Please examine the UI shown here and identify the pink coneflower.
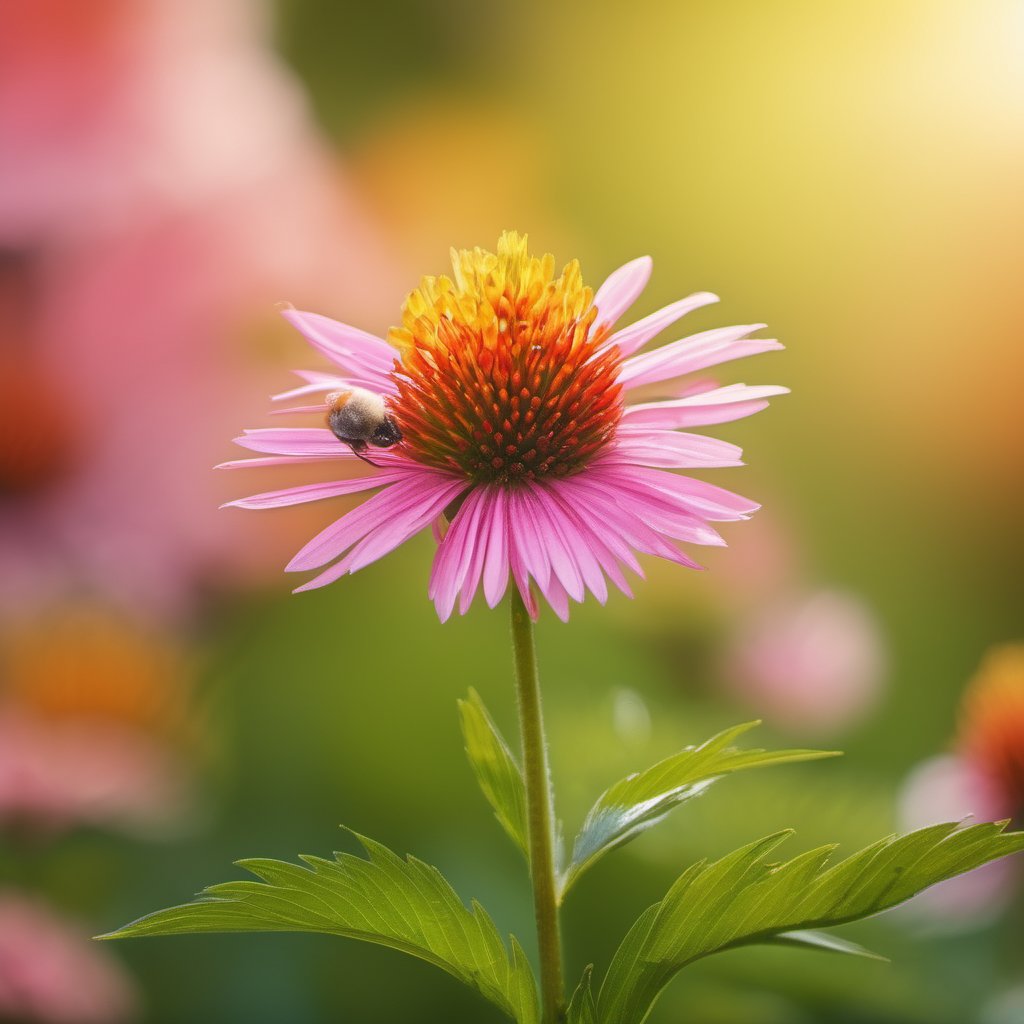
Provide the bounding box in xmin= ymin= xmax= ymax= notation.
xmin=225 ymin=232 xmax=786 ymax=620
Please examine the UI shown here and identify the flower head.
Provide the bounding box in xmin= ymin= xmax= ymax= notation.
xmin=0 ymin=606 xmax=193 ymax=836
xmin=226 ymin=232 xmax=787 ymax=620
xmin=956 ymin=644 xmax=1024 ymax=822
xmin=897 ymin=644 xmax=1024 ymax=928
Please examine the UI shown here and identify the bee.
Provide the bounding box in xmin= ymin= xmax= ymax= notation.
xmin=325 ymin=388 xmax=402 ymax=465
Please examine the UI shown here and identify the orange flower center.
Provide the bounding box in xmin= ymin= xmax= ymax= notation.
xmin=957 ymin=645 xmax=1024 ymax=821
xmin=2 ymin=607 xmax=188 ymax=738
xmin=387 ymin=232 xmax=623 ymax=485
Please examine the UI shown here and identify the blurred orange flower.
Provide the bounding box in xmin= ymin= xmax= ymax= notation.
xmin=956 ymin=644 xmax=1024 ymax=823
xmin=0 ymin=606 xmax=195 ymax=837
xmin=899 ymin=643 xmax=1024 ymax=928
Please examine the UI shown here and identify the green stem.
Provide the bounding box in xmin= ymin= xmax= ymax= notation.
xmin=510 ymin=589 xmax=564 ymax=1024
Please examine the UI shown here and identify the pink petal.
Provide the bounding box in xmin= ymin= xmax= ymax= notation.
xmin=271 ymin=375 xmax=347 ymax=402
xmin=619 ymin=325 xmax=782 ymax=390
xmin=603 ymin=292 xmax=719 ymax=357
xmin=549 ymin=478 xmax=643 ymax=581
xmin=234 ymin=428 xmax=349 ymax=457
xmin=592 ymin=256 xmax=652 ymax=330
xmin=561 ymin=476 xmax=704 ymax=570
xmin=268 ymin=404 xmax=333 ymax=416
xmin=482 ymin=488 xmax=511 ymax=608
xmin=233 ymin=428 xmax=407 ymax=466
xmin=593 ymin=464 xmax=759 ymax=521
xmin=223 ymin=472 xmax=405 ymax=510
xmin=510 ymin=546 xmax=540 ymax=619
xmin=216 ymin=455 xmax=346 ymax=470
xmin=294 ymin=369 xmax=351 ymax=384
xmin=458 ymin=494 xmax=493 ymax=616
xmin=623 ymin=384 xmax=790 ymax=429
xmin=537 ymin=485 xmax=609 ymax=603
xmin=271 ymin=375 xmax=399 ymax=402
xmin=539 ymin=572 xmax=571 ymax=622
xmin=523 ymin=487 xmax=586 ymax=603
xmin=287 ymin=473 xmax=452 ymax=571
xmin=595 ymin=476 xmax=726 ymax=546
xmin=280 ymin=308 xmax=397 ymax=386
xmin=294 ymin=476 xmax=467 ymax=591
xmin=508 ymin=489 xmax=553 ymax=591
xmin=620 ymin=499 xmax=725 ymax=547
xmin=612 ymin=430 xmax=744 ymax=469
xmin=339 ymin=480 xmax=466 ymax=574
xmin=429 ymin=488 xmax=490 ymax=622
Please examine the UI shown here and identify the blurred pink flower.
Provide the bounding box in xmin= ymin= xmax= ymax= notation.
xmin=0 ymin=606 xmax=194 ymax=837
xmin=0 ymin=889 xmax=137 ymax=1023
xmin=898 ymin=755 xmax=1014 ymax=929
xmin=0 ymin=709 xmax=189 ymax=839
xmin=898 ymin=645 xmax=1024 ymax=929
xmin=722 ymin=589 xmax=886 ymax=736
xmin=0 ymin=0 xmax=399 ymax=618
xmin=0 ymin=0 xmax=391 ymax=264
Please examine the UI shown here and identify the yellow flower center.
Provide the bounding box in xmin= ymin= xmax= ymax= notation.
xmin=388 ymin=232 xmax=623 ymax=485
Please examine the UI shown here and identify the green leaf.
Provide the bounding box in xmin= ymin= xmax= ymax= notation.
xmin=101 ymin=831 xmax=539 ymax=1024
xmin=596 ymin=820 xmax=1024 ymax=1024
xmin=765 ymin=929 xmax=887 ymax=961
xmin=561 ymin=721 xmax=838 ymax=897
xmin=459 ymin=688 xmax=528 ymax=857
xmin=566 ymin=966 xmax=598 ymax=1024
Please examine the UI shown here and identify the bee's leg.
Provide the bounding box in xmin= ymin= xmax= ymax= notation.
xmin=348 ymin=441 xmax=383 ymax=468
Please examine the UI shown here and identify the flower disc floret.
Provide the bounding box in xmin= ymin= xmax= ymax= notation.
xmin=388 ymin=232 xmax=623 ymax=485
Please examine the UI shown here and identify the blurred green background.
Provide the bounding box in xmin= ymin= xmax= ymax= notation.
xmin=1 ymin=1 xmax=1022 ymax=1022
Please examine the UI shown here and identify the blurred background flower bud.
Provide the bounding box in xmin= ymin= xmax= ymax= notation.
xmin=0 ymin=890 xmax=137 ymax=1024
xmin=721 ymin=589 xmax=887 ymax=737
xmin=897 ymin=644 xmax=1024 ymax=929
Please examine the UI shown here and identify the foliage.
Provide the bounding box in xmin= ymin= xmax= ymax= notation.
xmin=459 ymin=688 xmax=528 ymax=857
xmin=102 ymin=831 xmax=539 ymax=1024
xmin=105 ymin=710 xmax=1024 ymax=1024
xmin=574 ymin=820 xmax=1024 ymax=1024
xmin=561 ymin=720 xmax=837 ymax=898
